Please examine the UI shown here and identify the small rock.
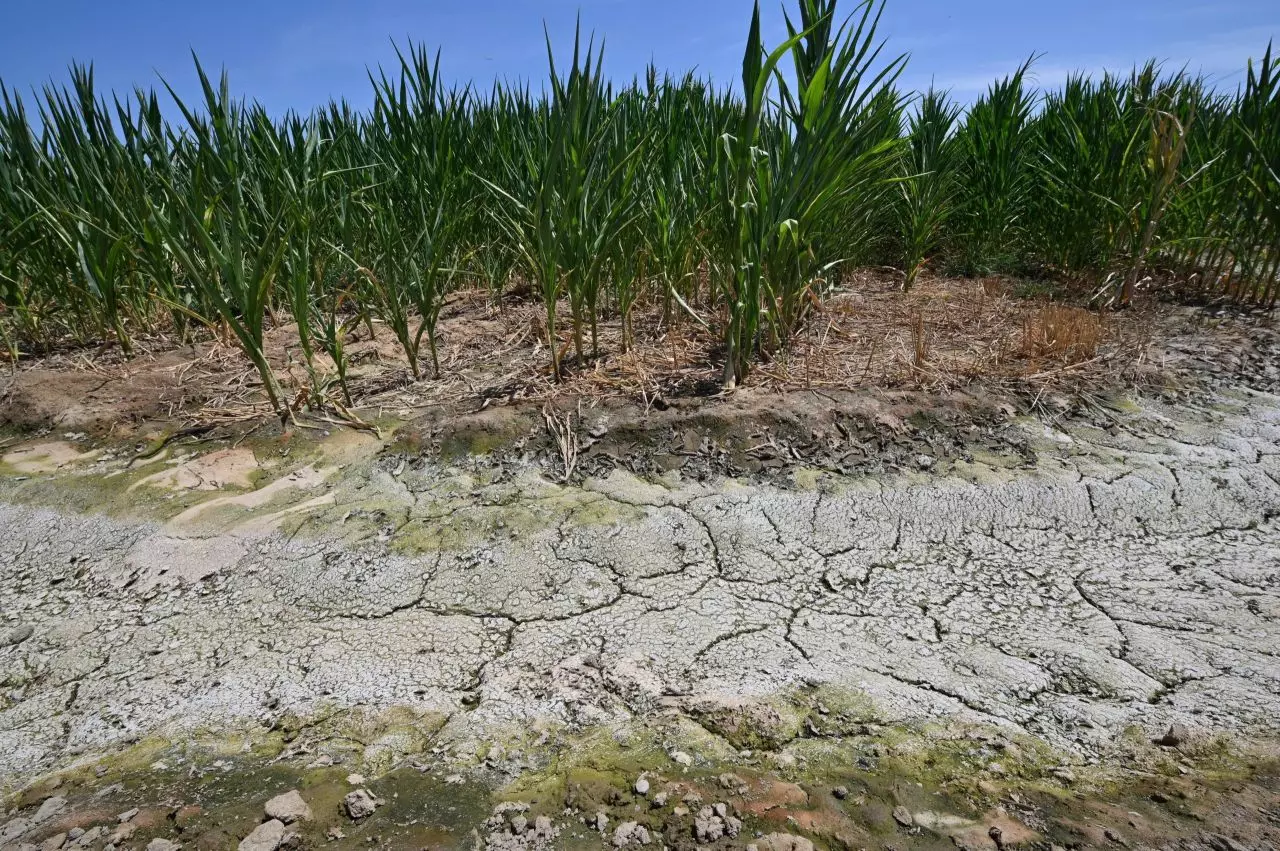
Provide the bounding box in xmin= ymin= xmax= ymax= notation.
xmin=107 ymin=824 xmax=137 ymax=845
xmin=510 ymin=815 xmax=528 ymax=835
xmin=2 ymin=625 xmax=34 ymax=646
xmin=977 ymin=780 xmax=1000 ymax=796
xmin=533 ymin=816 xmax=553 ymax=839
xmin=33 ymin=797 xmax=67 ymax=825
xmin=1 ymin=818 xmax=33 ymax=844
xmin=67 ymin=829 xmax=85 ymax=841
xmin=239 ymin=819 xmax=285 ymax=851
xmin=633 ymin=777 xmax=649 ymax=796
xmin=75 ymin=826 xmax=105 ymax=847
xmin=892 ymin=805 xmax=914 ymax=827
xmin=117 ymin=808 xmax=139 ymax=824
xmin=592 ymin=812 xmax=608 ymax=832
xmin=326 ymin=827 xmax=345 ymax=841
xmin=264 ymin=790 xmax=311 ymax=824
xmin=1155 ymin=723 xmax=1190 ymax=748
xmin=757 ymin=834 xmax=815 ymax=851
xmin=40 ymin=833 xmax=66 ymax=851
xmin=146 ymin=840 xmax=179 ymax=851
xmin=612 ymin=821 xmax=651 ymax=847
xmin=694 ymin=807 xmax=724 ymax=842
xmin=1103 ymin=827 xmax=1125 ymax=845
xmin=670 ymin=751 xmax=693 ymax=767
xmin=832 ymin=786 xmax=849 ymax=800
xmin=651 ymin=792 xmax=668 ymax=808
xmin=345 ymin=773 xmax=365 ymax=786
xmin=343 ymin=790 xmax=377 ymax=821
xmin=916 ymin=454 xmax=936 ymax=470
xmin=724 ymin=816 xmax=742 ymax=838
xmin=1051 ymin=767 xmax=1076 ymax=784
xmin=1150 ymin=791 xmax=1170 ymax=804
xmin=987 ymin=762 xmax=1007 ymax=776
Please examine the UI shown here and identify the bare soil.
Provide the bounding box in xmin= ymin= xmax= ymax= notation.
xmin=2 ymin=274 xmax=1274 ymax=482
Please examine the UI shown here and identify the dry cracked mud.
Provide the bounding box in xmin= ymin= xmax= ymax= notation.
xmin=1 ymin=384 xmax=1279 ymax=850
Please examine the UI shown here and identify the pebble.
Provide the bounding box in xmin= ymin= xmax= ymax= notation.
xmin=116 ymin=808 xmax=139 ymax=824
xmin=633 ymin=777 xmax=649 ymax=796
xmin=892 ymin=805 xmax=914 ymax=827
xmin=832 ymin=786 xmax=849 ymax=800
xmin=345 ymin=773 xmax=366 ymax=786
xmin=670 ymin=751 xmax=693 ymax=767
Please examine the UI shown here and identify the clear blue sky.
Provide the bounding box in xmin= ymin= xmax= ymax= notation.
xmin=1 ymin=0 xmax=1276 ymax=112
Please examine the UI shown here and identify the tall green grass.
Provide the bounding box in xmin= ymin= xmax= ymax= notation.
xmin=0 ymin=1 xmax=1275 ymax=414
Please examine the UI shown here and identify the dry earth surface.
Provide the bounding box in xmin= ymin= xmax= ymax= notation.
xmin=0 ymin=308 xmax=1278 ymax=851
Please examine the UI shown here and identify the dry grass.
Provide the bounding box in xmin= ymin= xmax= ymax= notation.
xmin=1 ymin=272 xmax=1168 ymax=430
xmin=1021 ymin=304 xmax=1104 ymax=364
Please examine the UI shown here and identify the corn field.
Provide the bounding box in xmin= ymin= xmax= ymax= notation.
xmin=0 ymin=0 xmax=1276 ymax=416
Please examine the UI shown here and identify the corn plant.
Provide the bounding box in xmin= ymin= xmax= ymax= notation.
xmin=897 ymin=89 xmax=961 ymax=290
xmin=150 ymin=58 xmax=291 ymax=417
xmin=358 ymin=45 xmax=471 ymax=380
xmin=483 ymin=26 xmax=643 ymax=376
xmin=763 ymin=0 xmax=906 ymax=341
xmin=954 ymin=59 xmax=1036 ymax=275
xmin=1 ymin=0 xmax=1278 ymax=391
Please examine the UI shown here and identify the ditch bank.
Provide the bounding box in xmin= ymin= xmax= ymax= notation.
xmin=1 ymin=382 xmax=1279 ymax=849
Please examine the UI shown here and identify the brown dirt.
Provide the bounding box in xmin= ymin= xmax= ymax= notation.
xmin=1 ymin=275 xmax=1275 ymax=477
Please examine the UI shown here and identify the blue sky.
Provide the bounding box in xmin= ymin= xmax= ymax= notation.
xmin=1 ymin=0 xmax=1276 ymax=112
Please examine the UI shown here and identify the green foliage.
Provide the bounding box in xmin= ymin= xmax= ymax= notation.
xmin=898 ymin=89 xmax=961 ymax=290
xmin=0 ymin=7 xmax=1275 ymax=410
